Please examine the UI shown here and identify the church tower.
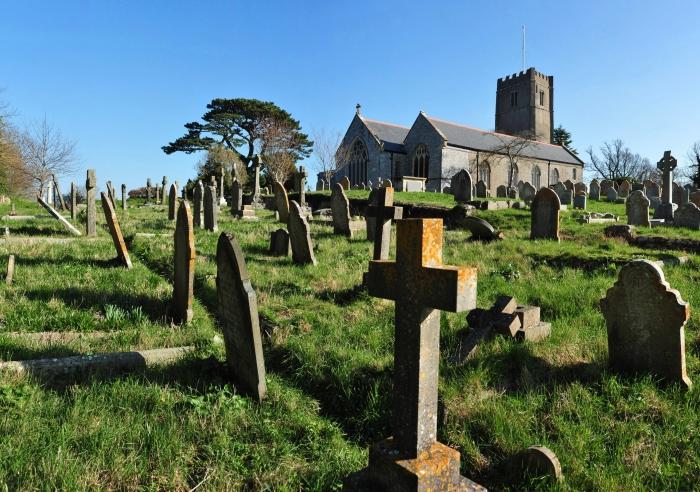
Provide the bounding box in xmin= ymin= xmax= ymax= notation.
xmin=495 ymin=67 xmax=553 ymax=143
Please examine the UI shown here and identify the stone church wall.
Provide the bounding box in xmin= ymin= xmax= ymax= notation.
xmin=403 ymin=114 xmax=446 ymax=192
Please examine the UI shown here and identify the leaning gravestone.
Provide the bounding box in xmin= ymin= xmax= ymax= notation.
xmin=367 ymin=186 xmax=403 ymax=260
xmin=70 ymin=181 xmax=78 ymax=220
xmin=203 ymin=184 xmax=218 ymax=232
xmin=269 ymin=229 xmax=290 ymax=256
xmin=193 ymin=180 xmax=204 ymax=228
xmin=475 ymin=180 xmax=487 ymax=198
xmin=520 ymin=182 xmax=536 ymax=204
xmin=37 ymin=195 xmax=82 ymax=236
xmin=600 ymin=260 xmax=691 ymax=389
xmin=331 ymin=183 xmax=353 ymax=237
xmin=347 ymin=218 xmax=481 ymax=490
xmin=216 ymin=232 xmax=267 ymax=401
xmin=86 ymin=169 xmax=97 ymax=236
xmin=626 ymin=190 xmax=650 ymax=227
xmin=451 ymin=169 xmax=472 ymax=202
xmin=288 ymin=201 xmax=316 ymax=265
xmin=168 ymin=183 xmax=178 ymax=221
xmin=463 ymin=216 xmax=499 ymax=241
xmin=172 ymin=201 xmax=195 ymax=324
xmin=339 ymin=176 xmax=351 ymax=190
xmin=589 ymin=179 xmax=600 ymax=200
xmin=100 ymin=192 xmax=132 ymax=269
xmin=121 ymin=184 xmax=127 ymax=211
xmin=274 ymin=180 xmax=290 ymax=223
xmin=674 ymin=202 xmax=700 ymax=230
xmin=496 ymin=185 xmax=507 ymax=198
xmin=530 ymin=187 xmax=560 ymax=241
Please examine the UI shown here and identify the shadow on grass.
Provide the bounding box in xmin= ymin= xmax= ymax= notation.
xmin=24 ymin=286 xmax=170 ymax=323
xmin=16 ymin=256 xmax=124 ymax=269
xmin=6 ymin=225 xmax=73 ymax=237
xmin=315 ymin=283 xmax=368 ymax=306
xmin=0 ymin=340 xmax=83 ymax=362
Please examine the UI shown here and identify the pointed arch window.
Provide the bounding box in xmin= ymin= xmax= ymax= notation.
xmin=510 ymin=162 xmax=519 ymax=187
xmin=412 ymin=144 xmax=429 ymax=178
xmin=348 ymin=139 xmax=368 ymax=186
xmin=550 ymin=167 xmax=560 ymax=185
xmin=479 ymin=161 xmax=491 ymax=189
xmin=532 ymin=166 xmax=541 ymax=189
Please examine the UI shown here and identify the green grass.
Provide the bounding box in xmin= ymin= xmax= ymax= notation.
xmin=2 ymin=195 xmax=700 ymax=490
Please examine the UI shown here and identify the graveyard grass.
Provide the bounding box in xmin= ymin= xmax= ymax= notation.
xmin=2 ymin=193 xmax=700 ymax=490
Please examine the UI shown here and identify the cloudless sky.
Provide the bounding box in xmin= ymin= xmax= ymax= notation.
xmin=1 ymin=0 xmax=699 ymax=190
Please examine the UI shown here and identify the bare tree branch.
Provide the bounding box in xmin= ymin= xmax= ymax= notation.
xmin=480 ymin=131 xmax=536 ymax=187
xmin=311 ymin=128 xmax=347 ymax=184
xmin=19 ymin=116 xmax=78 ymax=192
xmin=586 ymin=139 xmax=648 ymax=182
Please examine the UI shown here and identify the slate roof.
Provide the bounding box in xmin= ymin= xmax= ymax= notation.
xmin=361 ymin=118 xmax=409 ymax=154
xmin=424 ymin=115 xmax=583 ymax=166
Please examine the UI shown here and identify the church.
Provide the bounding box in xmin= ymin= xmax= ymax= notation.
xmin=329 ymin=67 xmax=584 ymax=194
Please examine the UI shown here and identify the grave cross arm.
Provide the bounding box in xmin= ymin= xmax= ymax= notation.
xmin=657 ymin=150 xmax=678 ymax=172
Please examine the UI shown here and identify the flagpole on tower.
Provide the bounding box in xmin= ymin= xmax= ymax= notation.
xmin=521 ymin=25 xmax=526 ymax=71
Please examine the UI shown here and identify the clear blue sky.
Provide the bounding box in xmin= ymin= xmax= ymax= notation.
xmin=2 ymin=0 xmax=699 ymax=190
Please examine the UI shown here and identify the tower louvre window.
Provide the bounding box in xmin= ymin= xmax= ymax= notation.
xmin=510 ymin=92 xmax=518 ymax=107
xmin=539 ymin=90 xmax=545 ymax=106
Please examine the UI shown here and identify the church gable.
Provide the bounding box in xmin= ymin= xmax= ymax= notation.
xmin=401 ymin=112 xmax=447 ymax=191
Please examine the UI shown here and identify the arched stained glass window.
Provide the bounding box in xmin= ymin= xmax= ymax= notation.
xmin=412 ymin=144 xmax=429 ymax=178
xmin=348 ymin=139 xmax=368 ymax=186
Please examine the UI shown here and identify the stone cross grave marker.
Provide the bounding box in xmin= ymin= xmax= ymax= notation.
xmin=475 ymin=180 xmax=487 ymax=198
xmin=70 ymin=181 xmax=77 ymax=220
xmin=589 ymin=179 xmax=600 ymax=200
xmin=146 ymin=178 xmax=152 ymax=203
xmin=230 ymin=178 xmax=242 ymax=216
xmin=274 ymin=180 xmax=290 ymax=223
xmin=193 ymin=180 xmax=204 ymax=228
xmin=218 ymin=166 xmax=226 ymax=205
xmin=331 ymin=183 xmax=353 ymax=237
xmin=288 ymin=201 xmax=316 ymax=265
xmin=121 ymin=184 xmax=127 ymax=210
xmin=172 ymin=201 xmax=195 ymax=324
xmin=86 ymin=169 xmax=97 ymax=236
xmin=366 ymin=189 xmax=379 ymax=242
xmin=37 ymin=195 xmax=82 ymax=236
xmin=451 ymin=169 xmax=472 ymax=202
xmin=657 ymin=150 xmax=678 ymax=221
xmin=252 ymin=154 xmax=262 ymax=200
xmin=203 ymin=184 xmax=218 ymax=232
xmin=339 ymin=176 xmax=350 ymax=190
xmin=100 ymin=192 xmax=132 ymax=268
xmin=530 ymin=187 xmax=560 ymax=241
xmin=626 ymin=190 xmax=650 ymax=227
xmin=294 ymin=166 xmax=308 ymax=205
xmin=168 ymin=183 xmax=178 ymax=220
xmin=367 ymin=186 xmax=403 ymax=260
xmin=347 ymin=218 xmax=481 ymax=490
xmin=161 ymin=176 xmax=168 ymax=204
xmin=216 ymin=232 xmax=268 ymax=401
xmin=600 ymin=259 xmax=691 ymax=389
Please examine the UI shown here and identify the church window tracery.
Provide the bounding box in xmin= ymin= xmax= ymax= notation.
xmin=479 ymin=161 xmax=491 ymax=189
xmin=412 ymin=144 xmax=429 ymax=178
xmin=348 ymin=139 xmax=368 ymax=186
xmin=532 ymin=166 xmax=541 ymax=189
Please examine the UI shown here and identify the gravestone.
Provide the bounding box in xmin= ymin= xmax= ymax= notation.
xmin=161 ymin=176 xmax=168 ymax=204
xmin=340 ymin=176 xmax=351 ymax=190
xmin=574 ymin=182 xmax=587 ymax=195
xmin=331 ymin=183 xmax=353 ymax=237
xmin=108 ymin=181 xmax=117 ymax=209
xmin=563 ymin=179 xmax=574 ymax=192
xmin=346 ymin=218 xmax=481 ymax=491
xmin=560 ymin=190 xmax=572 ymax=205
xmin=507 ymin=187 xmax=518 ymax=199
xmin=600 ymin=260 xmax=691 ymax=389
xmin=70 ymin=181 xmax=77 ymax=220
xmin=682 ymin=187 xmax=690 ymax=204
xmin=496 ymin=185 xmax=507 ymax=198
xmin=618 ymin=180 xmax=631 ymax=198
xmin=573 ymin=192 xmax=587 ymax=210
xmin=600 ymin=179 xmax=612 ymax=196
xmin=475 ymin=180 xmax=487 ymax=198
xmin=37 ymin=196 xmax=82 ymax=236
xmin=216 ymin=232 xmax=268 ymax=401
xmin=517 ymin=180 xmax=525 ymax=195
xmin=274 ymin=180 xmax=290 ymax=223
xmin=251 ymin=154 xmax=262 ymax=205
xmin=674 ymin=202 xmax=700 ymax=229
xmin=463 ymin=216 xmax=499 ymax=241
xmin=230 ymin=179 xmax=243 ymax=216
xmin=121 ymin=184 xmax=127 ymax=210
xmin=294 ymin=166 xmax=308 ymax=205
xmin=155 ymin=185 xmax=160 ymax=204
xmin=626 ymin=190 xmax=650 ymax=227
xmin=288 ymin=201 xmax=316 ymax=265
xmin=203 ymin=184 xmax=218 ymax=232
xmin=5 ymin=255 xmax=14 ymax=286
xmin=530 ymin=187 xmax=560 ymax=241
xmin=645 ymin=180 xmax=659 ymax=198
xmin=689 ymin=190 xmax=700 ymax=207
xmin=520 ymin=182 xmax=536 ymax=204
xmin=193 ymin=180 xmax=204 ymax=228
xmin=172 ymin=201 xmax=195 ymax=324
xmin=589 ymin=179 xmax=600 ymax=200
xmin=146 ymin=178 xmax=152 ymax=203
xmin=269 ymin=229 xmax=290 ymax=256
xmin=632 ymin=183 xmax=645 ymax=192
xmin=553 ymin=181 xmax=567 ymax=200
xmin=657 ymin=151 xmax=678 ymax=221
xmin=367 ymin=186 xmax=403 ymax=260
xmin=100 ymin=192 xmax=132 ymax=268
xmin=607 ymin=187 xmax=618 ymax=202
xmin=366 ymin=189 xmax=379 ymax=241
xmin=218 ymin=166 xmax=226 ymax=206
xmin=383 ymin=179 xmax=392 ymax=188
xmin=451 ymin=169 xmax=472 ymax=202
xmin=168 ymin=183 xmax=178 ymax=220
xmin=86 ymin=169 xmax=97 ymax=236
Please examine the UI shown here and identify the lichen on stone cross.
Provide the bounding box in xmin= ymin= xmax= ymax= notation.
xmin=365 ymin=218 xmax=477 ymax=457
xmin=366 ymin=186 xmax=403 ymax=260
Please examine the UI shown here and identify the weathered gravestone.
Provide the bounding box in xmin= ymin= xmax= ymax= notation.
xmin=340 ymin=176 xmax=351 ymax=190
xmin=216 ymin=232 xmax=267 ymax=401
xmin=507 ymin=187 xmax=518 ymax=199
xmin=574 ymin=182 xmax=587 ymax=195
xmin=553 ymin=181 xmax=567 ymax=200
xmin=86 ymin=169 xmax=97 ymax=236
xmin=146 ymin=178 xmax=152 ymax=203
xmin=475 ymin=180 xmax=487 ymax=198
xmin=168 ymin=184 xmax=178 ymax=221
xmin=121 ymin=184 xmax=127 ymax=210
xmin=573 ymin=192 xmax=587 ymax=210
xmin=563 ymin=179 xmax=574 ymax=192
xmin=331 ymin=183 xmax=354 ymax=237
xmin=383 ymin=179 xmax=392 ymax=188
xmin=618 ymin=179 xmax=631 ymax=198
xmin=673 ymin=182 xmax=683 ymax=205
xmin=367 ymin=186 xmax=403 ymax=260
xmin=632 ymin=183 xmax=645 ymax=193
xmin=294 ymin=166 xmax=308 ymax=206
xmin=161 ymin=176 xmax=168 ymax=204
xmin=600 ymin=260 xmax=691 ymax=389
xmin=37 ymin=195 xmax=82 ymax=236
xmin=626 ymin=190 xmax=650 ymax=227
xmin=607 ymin=187 xmax=618 ymax=202
xmin=690 ymin=190 xmax=700 ymax=208
xmin=520 ymin=182 xmax=536 ymax=204
xmin=530 ymin=187 xmax=560 ymax=241
xmin=496 ymin=185 xmax=507 ymax=198
xmin=203 ymin=184 xmax=218 ymax=232
xmin=560 ymin=190 xmax=573 ymax=206
xmin=230 ymin=178 xmax=243 ymax=216
xmin=366 ymin=189 xmax=379 ymax=242
xmin=100 ymin=192 xmax=132 ymax=269
xmin=193 ymin=180 xmax=204 ymax=228
xmin=70 ymin=181 xmax=77 ymax=220
xmin=172 ymin=201 xmax=195 ymax=324
xmin=463 ymin=216 xmax=501 ymax=241
xmin=451 ymin=169 xmax=472 ymax=202
xmin=645 ymin=180 xmax=659 ymax=198
xmin=5 ymin=255 xmax=15 ymax=286
xmin=288 ymin=201 xmax=316 ymax=265
xmin=155 ymin=185 xmax=160 ymax=204
xmin=274 ymin=180 xmax=290 ymax=223
xmin=674 ymin=202 xmax=700 ymax=230
xmin=346 ymin=218 xmax=481 ymax=491
xmin=269 ymin=228 xmax=290 ymax=256
xmin=589 ymin=179 xmax=600 ymax=200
